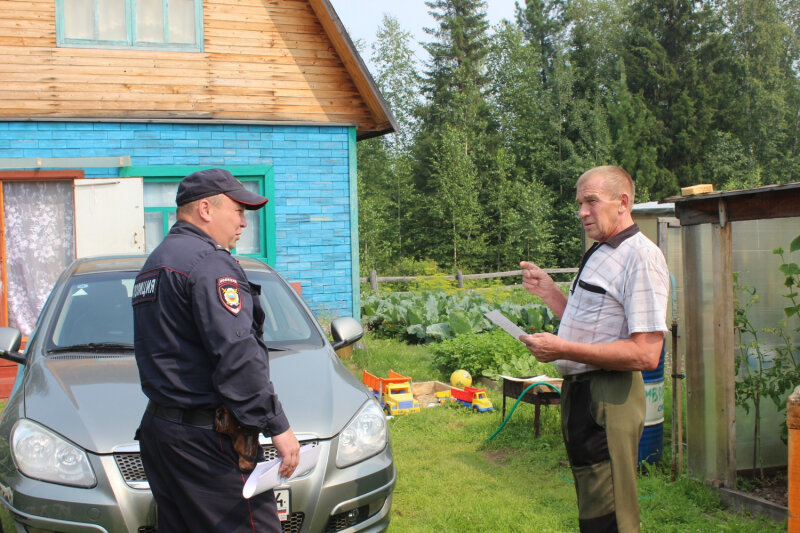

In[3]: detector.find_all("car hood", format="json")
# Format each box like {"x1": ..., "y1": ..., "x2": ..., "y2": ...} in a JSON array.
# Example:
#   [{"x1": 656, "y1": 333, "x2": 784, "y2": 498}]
[{"x1": 23, "y1": 347, "x2": 370, "y2": 454}]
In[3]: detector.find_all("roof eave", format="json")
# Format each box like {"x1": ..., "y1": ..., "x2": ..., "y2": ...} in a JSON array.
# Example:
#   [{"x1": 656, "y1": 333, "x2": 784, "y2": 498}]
[{"x1": 309, "y1": 0, "x2": 400, "y2": 140}]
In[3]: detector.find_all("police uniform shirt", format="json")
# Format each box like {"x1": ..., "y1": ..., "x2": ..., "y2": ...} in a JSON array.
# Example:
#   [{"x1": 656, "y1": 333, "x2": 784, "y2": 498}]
[{"x1": 132, "y1": 220, "x2": 290, "y2": 436}]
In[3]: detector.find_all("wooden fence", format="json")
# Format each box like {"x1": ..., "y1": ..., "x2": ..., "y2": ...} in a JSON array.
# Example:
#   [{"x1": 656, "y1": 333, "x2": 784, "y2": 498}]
[{"x1": 359, "y1": 267, "x2": 578, "y2": 291}]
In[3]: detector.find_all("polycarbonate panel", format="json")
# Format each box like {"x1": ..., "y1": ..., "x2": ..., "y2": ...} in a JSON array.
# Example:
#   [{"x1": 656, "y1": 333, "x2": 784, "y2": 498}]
[{"x1": 731, "y1": 218, "x2": 800, "y2": 469}]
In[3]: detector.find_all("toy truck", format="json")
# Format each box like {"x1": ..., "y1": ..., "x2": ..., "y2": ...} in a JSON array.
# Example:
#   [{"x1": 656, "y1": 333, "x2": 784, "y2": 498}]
[
  {"x1": 448, "y1": 386, "x2": 494, "y2": 412},
  {"x1": 362, "y1": 370, "x2": 421, "y2": 416}
]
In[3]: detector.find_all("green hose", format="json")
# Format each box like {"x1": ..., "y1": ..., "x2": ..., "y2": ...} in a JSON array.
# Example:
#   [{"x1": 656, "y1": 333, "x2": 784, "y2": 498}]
[{"x1": 487, "y1": 381, "x2": 562, "y2": 440}]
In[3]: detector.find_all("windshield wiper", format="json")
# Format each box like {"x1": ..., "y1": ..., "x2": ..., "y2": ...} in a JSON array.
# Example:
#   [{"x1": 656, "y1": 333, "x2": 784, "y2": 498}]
[
  {"x1": 265, "y1": 345, "x2": 289, "y2": 352},
  {"x1": 48, "y1": 342, "x2": 134, "y2": 354}
]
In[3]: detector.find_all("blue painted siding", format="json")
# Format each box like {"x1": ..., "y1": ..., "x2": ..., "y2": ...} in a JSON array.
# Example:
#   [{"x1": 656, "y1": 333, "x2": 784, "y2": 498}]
[{"x1": 0, "y1": 121, "x2": 358, "y2": 320}]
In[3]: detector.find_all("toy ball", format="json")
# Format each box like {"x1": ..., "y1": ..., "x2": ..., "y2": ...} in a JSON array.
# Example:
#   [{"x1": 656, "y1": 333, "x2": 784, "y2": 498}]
[{"x1": 450, "y1": 369, "x2": 472, "y2": 389}]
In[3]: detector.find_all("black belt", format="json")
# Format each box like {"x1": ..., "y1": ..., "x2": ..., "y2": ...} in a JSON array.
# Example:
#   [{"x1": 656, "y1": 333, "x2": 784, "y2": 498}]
[
  {"x1": 562, "y1": 370, "x2": 607, "y2": 383},
  {"x1": 146, "y1": 401, "x2": 216, "y2": 429}
]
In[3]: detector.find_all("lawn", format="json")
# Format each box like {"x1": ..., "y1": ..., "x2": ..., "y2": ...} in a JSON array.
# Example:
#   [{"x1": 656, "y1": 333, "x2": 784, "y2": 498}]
[
  {"x1": 0, "y1": 335, "x2": 785, "y2": 532},
  {"x1": 346, "y1": 334, "x2": 785, "y2": 533}
]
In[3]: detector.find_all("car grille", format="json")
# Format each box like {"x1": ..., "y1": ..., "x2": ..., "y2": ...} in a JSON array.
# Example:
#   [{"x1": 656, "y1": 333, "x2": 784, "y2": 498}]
[
  {"x1": 282, "y1": 512, "x2": 305, "y2": 533},
  {"x1": 116, "y1": 443, "x2": 313, "y2": 533},
  {"x1": 115, "y1": 442, "x2": 318, "y2": 488},
  {"x1": 115, "y1": 452, "x2": 148, "y2": 488}
]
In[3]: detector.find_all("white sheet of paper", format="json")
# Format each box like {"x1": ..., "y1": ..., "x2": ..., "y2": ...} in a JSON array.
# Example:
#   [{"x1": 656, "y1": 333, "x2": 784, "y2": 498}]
[
  {"x1": 242, "y1": 443, "x2": 321, "y2": 499},
  {"x1": 484, "y1": 310, "x2": 528, "y2": 342}
]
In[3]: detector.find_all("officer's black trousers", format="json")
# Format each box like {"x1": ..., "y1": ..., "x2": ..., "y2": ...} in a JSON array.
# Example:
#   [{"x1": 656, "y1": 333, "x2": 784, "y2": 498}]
[{"x1": 139, "y1": 411, "x2": 281, "y2": 533}]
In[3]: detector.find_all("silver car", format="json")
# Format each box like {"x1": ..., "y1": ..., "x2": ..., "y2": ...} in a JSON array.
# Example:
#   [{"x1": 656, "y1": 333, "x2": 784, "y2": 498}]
[{"x1": 0, "y1": 256, "x2": 394, "y2": 532}]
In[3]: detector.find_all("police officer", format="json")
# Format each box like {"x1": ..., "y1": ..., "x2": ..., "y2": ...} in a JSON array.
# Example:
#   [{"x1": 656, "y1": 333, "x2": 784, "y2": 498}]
[{"x1": 133, "y1": 168, "x2": 300, "y2": 533}]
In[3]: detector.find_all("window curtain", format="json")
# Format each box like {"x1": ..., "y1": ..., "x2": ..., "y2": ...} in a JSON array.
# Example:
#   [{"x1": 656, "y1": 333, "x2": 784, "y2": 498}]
[{"x1": 3, "y1": 181, "x2": 75, "y2": 336}]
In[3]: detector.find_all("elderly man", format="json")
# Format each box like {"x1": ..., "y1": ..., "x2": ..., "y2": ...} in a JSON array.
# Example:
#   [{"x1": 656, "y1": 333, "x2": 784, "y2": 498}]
[
  {"x1": 133, "y1": 168, "x2": 299, "y2": 532},
  {"x1": 520, "y1": 166, "x2": 669, "y2": 532}
]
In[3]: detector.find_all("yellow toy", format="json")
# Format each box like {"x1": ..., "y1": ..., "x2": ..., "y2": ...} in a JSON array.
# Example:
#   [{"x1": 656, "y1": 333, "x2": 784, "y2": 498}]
[{"x1": 450, "y1": 369, "x2": 472, "y2": 389}]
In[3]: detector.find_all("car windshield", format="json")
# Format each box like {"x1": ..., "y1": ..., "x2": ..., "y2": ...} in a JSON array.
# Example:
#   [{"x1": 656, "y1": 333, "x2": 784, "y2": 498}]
[{"x1": 46, "y1": 269, "x2": 323, "y2": 354}]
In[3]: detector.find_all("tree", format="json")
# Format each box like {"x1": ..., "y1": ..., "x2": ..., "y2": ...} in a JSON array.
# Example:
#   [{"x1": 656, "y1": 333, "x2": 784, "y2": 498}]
[
  {"x1": 357, "y1": 15, "x2": 421, "y2": 272},
  {"x1": 371, "y1": 15, "x2": 421, "y2": 154},
  {"x1": 723, "y1": 0, "x2": 800, "y2": 183},
  {"x1": 607, "y1": 59, "x2": 670, "y2": 201},
  {"x1": 621, "y1": 0, "x2": 727, "y2": 195},
  {"x1": 408, "y1": 0, "x2": 497, "y2": 269},
  {"x1": 428, "y1": 125, "x2": 485, "y2": 269}
]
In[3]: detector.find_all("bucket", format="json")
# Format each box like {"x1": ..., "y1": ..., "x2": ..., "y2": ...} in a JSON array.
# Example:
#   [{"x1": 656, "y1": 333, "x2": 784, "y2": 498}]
[{"x1": 638, "y1": 345, "x2": 665, "y2": 465}]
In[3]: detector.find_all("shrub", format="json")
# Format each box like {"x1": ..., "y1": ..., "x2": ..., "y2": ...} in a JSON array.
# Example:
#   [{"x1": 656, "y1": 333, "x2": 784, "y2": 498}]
[{"x1": 430, "y1": 329, "x2": 559, "y2": 379}]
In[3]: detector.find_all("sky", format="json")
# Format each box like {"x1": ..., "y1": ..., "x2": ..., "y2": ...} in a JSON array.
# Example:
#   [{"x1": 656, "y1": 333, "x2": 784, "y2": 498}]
[{"x1": 328, "y1": 0, "x2": 521, "y2": 71}]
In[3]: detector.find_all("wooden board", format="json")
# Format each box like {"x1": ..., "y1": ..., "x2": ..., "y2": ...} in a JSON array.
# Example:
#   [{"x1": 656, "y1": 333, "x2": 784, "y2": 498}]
[{"x1": 0, "y1": 0, "x2": 389, "y2": 136}]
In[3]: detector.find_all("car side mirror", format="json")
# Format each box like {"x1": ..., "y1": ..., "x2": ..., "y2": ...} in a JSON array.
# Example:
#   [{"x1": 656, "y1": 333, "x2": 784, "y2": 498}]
[
  {"x1": 0, "y1": 327, "x2": 25, "y2": 365},
  {"x1": 330, "y1": 317, "x2": 364, "y2": 351}
]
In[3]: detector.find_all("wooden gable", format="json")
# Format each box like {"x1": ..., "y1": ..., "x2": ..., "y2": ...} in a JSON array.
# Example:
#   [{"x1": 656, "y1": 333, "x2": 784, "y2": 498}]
[{"x1": 0, "y1": 0, "x2": 396, "y2": 139}]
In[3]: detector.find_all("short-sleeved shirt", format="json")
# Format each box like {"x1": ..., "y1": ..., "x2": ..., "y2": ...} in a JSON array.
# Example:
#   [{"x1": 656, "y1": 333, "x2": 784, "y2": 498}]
[
  {"x1": 132, "y1": 220, "x2": 289, "y2": 436},
  {"x1": 555, "y1": 224, "x2": 669, "y2": 376}
]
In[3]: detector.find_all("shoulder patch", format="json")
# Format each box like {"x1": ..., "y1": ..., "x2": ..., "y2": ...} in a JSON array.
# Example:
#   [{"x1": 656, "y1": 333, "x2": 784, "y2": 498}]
[
  {"x1": 218, "y1": 277, "x2": 241, "y2": 315},
  {"x1": 132, "y1": 271, "x2": 159, "y2": 305}
]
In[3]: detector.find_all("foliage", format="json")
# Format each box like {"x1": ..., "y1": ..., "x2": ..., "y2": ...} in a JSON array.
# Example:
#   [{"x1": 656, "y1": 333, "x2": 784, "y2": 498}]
[
  {"x1": 361, "y1": 290, "x2": 556, "y2": 344},
  {"x1": 357, "y1": 15, "x2": 420, "y2": 274},
  {"x1": 734, "y1": 233, "x2": 800, "y2": 469},
  {"x1": 430, "y1": 329, "x2": 560, "y2": 379},
  {"x1": 355, "y1": 0, "x2": 800, "y2": 275},
  {"x1": 763, "y1": 235, "x2": 800, "y2": 441},
  {"x1": 733, "y1": 273, "x2": 769, "y2": 476}
]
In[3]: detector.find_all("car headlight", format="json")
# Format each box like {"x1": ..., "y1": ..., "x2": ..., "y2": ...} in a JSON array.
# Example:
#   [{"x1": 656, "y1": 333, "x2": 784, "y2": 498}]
[
  {"x1": 336, "y1": 399, "x2": 388, "y2": 468},
  {"x1": 11, "y1": 419, "x2": 96, "y2": 488}
]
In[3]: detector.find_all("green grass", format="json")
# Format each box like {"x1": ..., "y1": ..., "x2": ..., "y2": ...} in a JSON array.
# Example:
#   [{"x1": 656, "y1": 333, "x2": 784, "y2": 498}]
[
  {"x1": 0, "y1": 337, "x2": 784, "y2": 532},
  {"x1": 348, "y1": 334, "x2": 785, "y2": 533}
]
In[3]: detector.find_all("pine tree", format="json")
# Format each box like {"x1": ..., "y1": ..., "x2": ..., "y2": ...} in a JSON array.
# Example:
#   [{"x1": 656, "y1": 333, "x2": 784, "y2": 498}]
[{"x1": 409, "y1": 0, "x2": 497, "y2": 269}]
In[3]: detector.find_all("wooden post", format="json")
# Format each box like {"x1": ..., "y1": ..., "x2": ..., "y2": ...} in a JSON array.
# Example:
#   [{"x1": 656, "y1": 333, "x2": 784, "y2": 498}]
[
  {"x1": 683, "y1": 218, "x2": 735, "y2": 488},
  {"x1": 369, "y1": 268, "x2": 378, "y2": 291},
  {"x1": 789, "y1": 385, "x2": 800, "y2": 532},
  {"x1": 455, "y1": 269, "x2": 463, "y2": 288},
  {"x1": 712, "y1": 202, "x2": 736, "y2": 487}
]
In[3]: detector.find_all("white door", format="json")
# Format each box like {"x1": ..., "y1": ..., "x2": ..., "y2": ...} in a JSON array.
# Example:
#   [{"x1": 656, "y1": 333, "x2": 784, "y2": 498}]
[{"x1": 74, "y1": 177, "x2": 145, "y2": 257}]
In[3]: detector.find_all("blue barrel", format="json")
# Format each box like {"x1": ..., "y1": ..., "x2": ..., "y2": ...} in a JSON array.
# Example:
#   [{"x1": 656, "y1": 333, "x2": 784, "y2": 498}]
[{"x1": 638, "y1": 345, "x2": 665, "y2": 465}]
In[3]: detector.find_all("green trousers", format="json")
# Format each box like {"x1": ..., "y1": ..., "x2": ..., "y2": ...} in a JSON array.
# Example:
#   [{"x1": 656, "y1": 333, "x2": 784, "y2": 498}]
[{"x1": 561, "y1": 370, "x2": 645, "y2": 533}]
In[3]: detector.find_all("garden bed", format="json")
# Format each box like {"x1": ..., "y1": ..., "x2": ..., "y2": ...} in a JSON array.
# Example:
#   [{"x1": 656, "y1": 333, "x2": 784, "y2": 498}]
[{"x1": 715, "y1": 470, "x2": 788, "y2": 523}]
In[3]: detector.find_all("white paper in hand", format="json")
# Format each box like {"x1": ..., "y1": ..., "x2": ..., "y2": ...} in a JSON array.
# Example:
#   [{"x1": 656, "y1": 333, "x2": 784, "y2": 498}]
[
  {"x1": 242, "y1": 443, "x2": 321, "y2": 498},
  {"x1": 484, "y1": 310, "x2": 528, "y2": 342}
]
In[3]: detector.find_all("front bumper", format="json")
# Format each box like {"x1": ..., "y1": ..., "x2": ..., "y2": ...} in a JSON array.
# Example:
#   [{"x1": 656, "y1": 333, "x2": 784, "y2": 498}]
[
  {"x1": 0, "y1": 453, "x2": 156, "y2": 533},
  {"x1": 0, "y1": 437, "x2": 395, "y2": 533}
]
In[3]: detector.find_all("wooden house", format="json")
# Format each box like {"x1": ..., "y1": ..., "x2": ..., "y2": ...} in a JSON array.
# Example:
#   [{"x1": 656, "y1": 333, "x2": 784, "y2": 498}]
[{"x1": 0, "y1": 0, "x2": 397, "y2": 397}]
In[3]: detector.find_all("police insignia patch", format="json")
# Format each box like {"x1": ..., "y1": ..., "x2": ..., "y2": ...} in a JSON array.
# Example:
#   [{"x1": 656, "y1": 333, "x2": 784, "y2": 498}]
[{"x1": 217, "y1": 277, "x2": 241, "y2": 315}]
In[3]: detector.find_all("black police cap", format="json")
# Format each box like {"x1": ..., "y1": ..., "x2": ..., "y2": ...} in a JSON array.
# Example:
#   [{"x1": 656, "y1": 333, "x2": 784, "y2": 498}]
[{"x1": 176, "y1": 168, "x2": 268, "y2": 210}]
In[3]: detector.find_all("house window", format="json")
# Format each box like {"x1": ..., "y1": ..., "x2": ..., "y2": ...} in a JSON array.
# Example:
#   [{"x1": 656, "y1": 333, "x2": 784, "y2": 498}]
[
  {"x1": 57, "y1": 0, "x2": 203, "y2": 51},
  {"x1": 121, "y1": 166, "x2": 276, "y2": 265}
]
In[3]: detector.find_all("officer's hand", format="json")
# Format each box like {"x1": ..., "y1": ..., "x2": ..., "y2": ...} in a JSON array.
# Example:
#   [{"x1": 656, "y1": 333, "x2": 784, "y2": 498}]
[{"x1": 273, "y1": 428, "x2": 300, "y2": 479}]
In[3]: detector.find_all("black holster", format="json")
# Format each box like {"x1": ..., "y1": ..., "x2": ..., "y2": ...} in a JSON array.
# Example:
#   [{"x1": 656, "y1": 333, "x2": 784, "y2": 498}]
[{"x1": 214, "y1": 404, "x2": 260, "y2": 473}]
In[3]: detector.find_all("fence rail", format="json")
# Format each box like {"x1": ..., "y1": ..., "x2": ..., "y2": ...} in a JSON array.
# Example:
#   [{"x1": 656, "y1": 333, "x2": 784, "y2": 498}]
[{"x1": 360, "y1": 267, "x2": 578, "y2": 290}]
